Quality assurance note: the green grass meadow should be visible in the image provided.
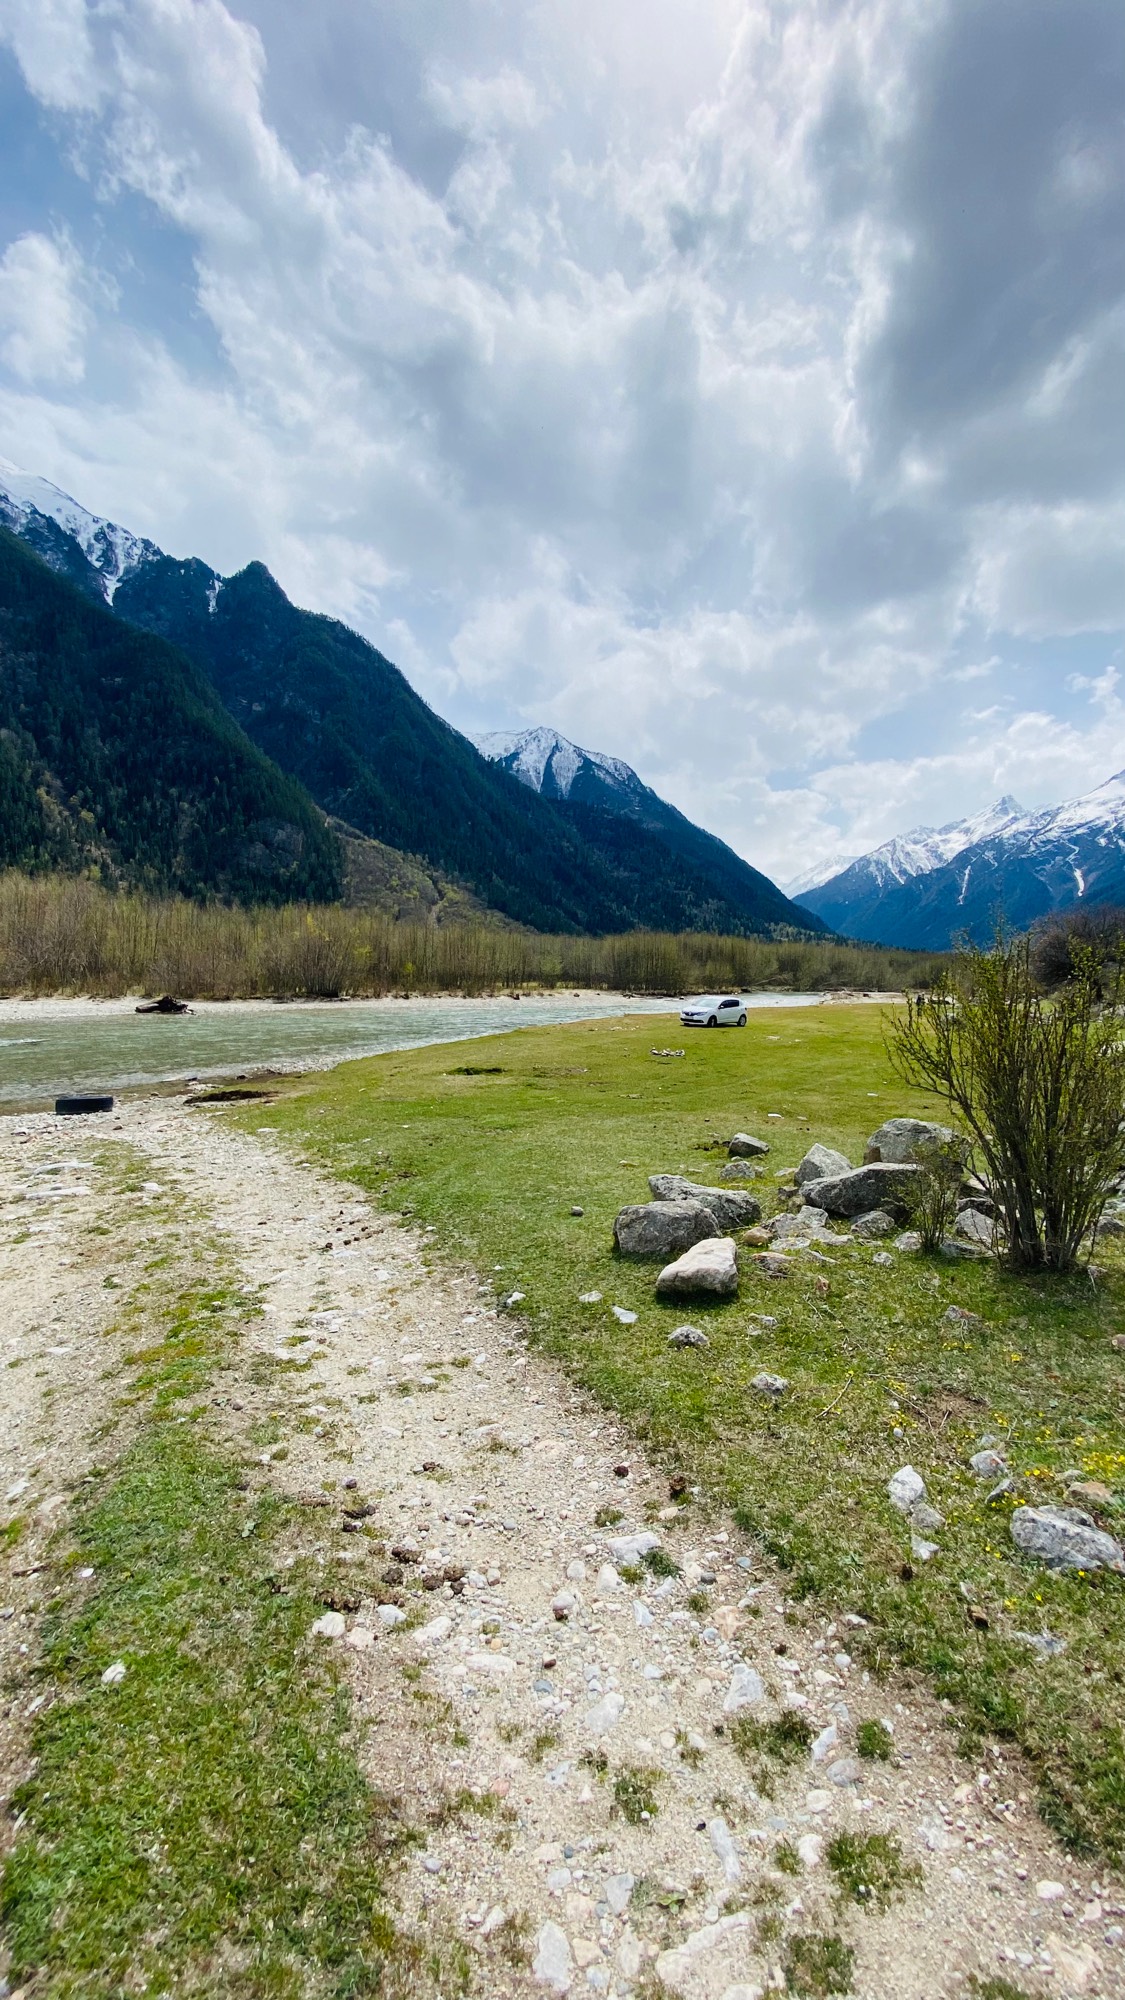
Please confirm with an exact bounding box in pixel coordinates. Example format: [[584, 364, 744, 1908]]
[[249, 1002, 1125, 1862]]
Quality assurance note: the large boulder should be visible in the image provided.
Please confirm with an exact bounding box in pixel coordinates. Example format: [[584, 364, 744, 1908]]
[[802, 1162, 921, 1218], [613, 1199, 718, 1260], [864, 1116, 953, 1164], [1010, 1505, 1125, 1574], [795, 1143, 851, 1188], [656, 1236, 739, 1298], [649, 1175, 761, 1229]]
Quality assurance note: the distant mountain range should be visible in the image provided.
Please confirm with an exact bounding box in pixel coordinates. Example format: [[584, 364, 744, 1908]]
[[795, 782, 1125, 948], [0, 457, 822, 936]]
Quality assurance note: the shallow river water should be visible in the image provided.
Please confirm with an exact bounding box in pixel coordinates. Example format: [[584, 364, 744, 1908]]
[[0, 991, 821, 1108]]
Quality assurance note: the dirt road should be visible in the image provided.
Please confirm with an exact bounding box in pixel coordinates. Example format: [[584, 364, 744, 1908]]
[[0, 1096, 1119, 1998]]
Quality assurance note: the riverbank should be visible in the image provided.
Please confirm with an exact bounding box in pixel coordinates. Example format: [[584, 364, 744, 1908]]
[[0, 1063, 1116, 1999]]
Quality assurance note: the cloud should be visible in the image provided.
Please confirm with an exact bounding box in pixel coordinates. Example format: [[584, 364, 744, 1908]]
[[0, 232, 92, 383], [0, 0, 1120, 888]]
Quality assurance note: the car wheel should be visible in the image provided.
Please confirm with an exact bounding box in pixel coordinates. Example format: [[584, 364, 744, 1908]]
[[737, 1013, 747, 1027], [706, 1015, 717, 1027]]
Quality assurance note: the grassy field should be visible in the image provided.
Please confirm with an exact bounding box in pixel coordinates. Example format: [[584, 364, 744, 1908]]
[[247, 1002, 1125, 1864]]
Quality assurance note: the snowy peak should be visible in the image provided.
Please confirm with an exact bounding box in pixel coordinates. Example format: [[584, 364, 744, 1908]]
[[0, 456, 162, 600], [795, 795, 1026, 899], [475, 726, 642, 804]]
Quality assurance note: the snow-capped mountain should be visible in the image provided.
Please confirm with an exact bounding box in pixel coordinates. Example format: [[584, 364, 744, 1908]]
[[475, 724, 825, 934], [0, 456, 161, 600], [795, 778, 1125, 949], [474, 725, 646, 809]]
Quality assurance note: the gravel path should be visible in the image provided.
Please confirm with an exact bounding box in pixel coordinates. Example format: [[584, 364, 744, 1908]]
[[0, 1096, 1120, 1999]]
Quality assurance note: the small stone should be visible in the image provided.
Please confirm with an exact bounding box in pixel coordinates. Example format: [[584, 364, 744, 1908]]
[[571, 1939, 601, 1970], [729, 1134, 770, 1157], [101, 1659, 127, 1685], [377, 1604, 407, 1629], [722, 1663, 765, 1713], [796, 1834, 823, 1867], [604, 1872, 634, 1915], [826, 1756, 862, 1787], [585, 1691, 626, 1733], [893, 1231, 923, 1253], [888, 1466, 926, 1514], [748, 1314, 777, 1329], [415, 1615, 452, 1648], [970, 1449, 1008, 1478], [911, 1535, 939, 1562], [345, 1625, 375, 1650], [607, 1532, 660, 1563], [610, 1306, 638, 1325], [656, 1237, 739, 1298], [553, 1591, 578, 1620], [422, 1853, 443, 1874], [1037, 1880, 1066, 1901], [1015, 1629, 1067, 1659], [571, 1206, 584, 1216], [668, 1324, 710, 1349], [311, 1612, 346, 1640], [579, 1291, 603, 1304], [595, 1564, 621, 1595], [566, 1559, 587, 1582], [708, 1815, 742, 1882], [753, 1252, 792, 1279], [852, 1209, 896, 1239], [751, 1371, 788, 1397], [811, 1722, 838, 1764]]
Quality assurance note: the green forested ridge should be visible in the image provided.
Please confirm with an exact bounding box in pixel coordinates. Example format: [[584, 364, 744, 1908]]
[[115, 555, 825, 937], [0, 529, 342, 902]]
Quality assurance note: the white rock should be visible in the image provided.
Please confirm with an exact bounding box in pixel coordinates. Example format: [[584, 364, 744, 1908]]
[[634, 1601, 653, 1627], [617, 1931, 643, 1981], [415, 1615, 452, 1648], [480, 1905, 507, 1936], [811, 1722, 838, 1764], [533, 1920, 573, 1991], [464, 1651, 516, 1675], [722, 1663, 765, 1713], [1037, 1880, 1066, 1901], [311, 1611, 346, 1640], [709, 1816, 742, 1882], [608, 1532, 659, 1564], [888, 1465, 926, 1514], [579, 1291, 603, 1303], [377, 1604, 406, 1630], [611, 1306, 637, 1325], [566, 1559, 587, 1581], [101, 1659, 127, 1685], [655, 1914, 751, 1987], [595, 1564, 621, 1595], [585, 1691, 626, 1734], [656, 1236, 739, 1298], [345, 1626, 375, 1651], [1011, 1506, 1125, 1574], [796, 1834, 822, 1868]]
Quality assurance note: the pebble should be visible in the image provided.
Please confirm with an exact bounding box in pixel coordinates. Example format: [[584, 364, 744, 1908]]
[[888, 1465, 926, 1513], [585, 1691, 626, 1733], [751, 1371, 788, 1396], [604, 1872, 634, 1915], [708, 1815, 742, 1882], [1037, 1880, 1066, 1901], [579, 1291, 602, 1303], [610, 1306, 637, 1325], [376, 1604, 406, 1630], [668, 1324, 709, 1348], [101, 1659, 127, 1685], [345, 1625, 375, 1651]]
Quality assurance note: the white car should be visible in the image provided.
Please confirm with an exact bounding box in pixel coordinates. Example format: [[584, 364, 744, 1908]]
[[680, 994, 748, 1028]]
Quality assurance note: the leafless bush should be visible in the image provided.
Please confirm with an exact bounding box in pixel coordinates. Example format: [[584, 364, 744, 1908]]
[[1030, 903, 1125, 992], [901, 1136, 968, 1252]]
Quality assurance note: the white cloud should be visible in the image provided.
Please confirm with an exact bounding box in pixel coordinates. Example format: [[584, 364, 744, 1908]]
[[0, 0, 1120, 892], [0, 233, 92, 384]]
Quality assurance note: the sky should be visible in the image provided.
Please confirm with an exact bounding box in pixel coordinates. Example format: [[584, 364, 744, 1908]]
[[0, 0, 1122, 888]]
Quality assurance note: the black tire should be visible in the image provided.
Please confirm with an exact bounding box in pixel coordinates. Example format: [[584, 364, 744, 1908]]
[[55, 1095, 114, 1116], [706, 1015, 717, 1027], [737, 1013, 747, 1027]]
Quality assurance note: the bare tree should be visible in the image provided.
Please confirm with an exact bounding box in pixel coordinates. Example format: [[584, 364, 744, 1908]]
[[887, 934, 1125, 1273]]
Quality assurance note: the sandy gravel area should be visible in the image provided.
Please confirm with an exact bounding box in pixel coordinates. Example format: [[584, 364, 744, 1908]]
[[0, 1095, 1119, 1999]]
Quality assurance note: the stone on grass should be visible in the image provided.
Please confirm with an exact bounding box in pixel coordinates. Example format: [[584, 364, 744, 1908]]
[[723, 1663, 765, 1712], [376, 1603, 406, 1630], [795, 1143, 851, 1188], [893, 1231, 923, 1253], [719, 1160, 762, 1181], [751, 1252, 792, 1279], [668, 1323, 710, 1348], [803, 1162, 921, 1218], [608, 1532, 660, 1563], [656, 1237, 739, 1298], [1010, 1506, 1125, 1573], [888, 1466, 926, 1514], [614, 1199, 719, 1259], [826, 1757, 862, 1787], [101, 1659, 127, 1685], [311, 1611, 346, 1640], [864, 1116, 954, 1164], [533, 1920, 573, 1992], [871, 1249, 895, 1266], [1015, 1629, 1067, 1658], [751, 1372, 788, 1397], [970, 1449, 1007, 1478], [955, 1207, 994, 1246], [729, 1133, 770, 1157], [769, 1206, 832, 1242], [610, 1305, 637, 1325], [852, 1209, 896, 1239], [649, 1176, 761, 1229]]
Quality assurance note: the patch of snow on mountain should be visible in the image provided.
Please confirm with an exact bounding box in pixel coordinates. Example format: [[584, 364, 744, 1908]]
[[0, 455, 161, 597], [784, 854, 859, 897], [475, 726, 639, 800]]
